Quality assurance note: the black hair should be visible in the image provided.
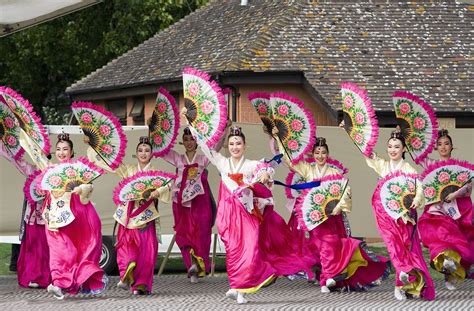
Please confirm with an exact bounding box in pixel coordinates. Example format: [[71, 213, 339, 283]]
[[312, 137, 329, 154], [136, 136, 152, 151], [228, 126, 246, 144]]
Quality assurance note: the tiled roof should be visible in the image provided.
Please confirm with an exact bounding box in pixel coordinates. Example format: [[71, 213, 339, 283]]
[[66, 0, 473, 113]]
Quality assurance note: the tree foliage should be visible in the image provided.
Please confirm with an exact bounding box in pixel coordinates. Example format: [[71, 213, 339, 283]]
[[0, 0, 208, 124]]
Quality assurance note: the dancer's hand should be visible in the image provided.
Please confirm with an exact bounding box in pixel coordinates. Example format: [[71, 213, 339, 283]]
[[339, 120, 345, 128], [409, 200, 420, 209], [331, 206, 342, 216], [149, 189, 160, 199], [180, 107, 188, 119], [83, 135, 90, 144], [72, 186, 83, 195], [444, 193, 455, 203], [271, 126, 279, 136], [259, 172, 270, 184]]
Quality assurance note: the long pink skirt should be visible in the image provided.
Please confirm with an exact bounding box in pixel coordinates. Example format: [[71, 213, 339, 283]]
[[46, 194, 106, 294], [418, 197, 474, 275], [287, 212, 321, 279], [372, 193, 435, 300], [311, 214, 389, 289], [17, 222, 51, 288], [260, 206, 315, 279], [217, 182, 276, 292], [116, 221, 157, 292], [172, 191, 212, 275]]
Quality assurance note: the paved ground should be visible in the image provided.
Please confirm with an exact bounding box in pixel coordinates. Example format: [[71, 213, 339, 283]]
[[0, 275, 472, 310]]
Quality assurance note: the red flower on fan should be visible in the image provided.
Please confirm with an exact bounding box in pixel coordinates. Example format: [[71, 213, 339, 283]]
[[437, 171, 451, 184], [125, 193, 137, 200], [6, 135, 17, 147], [387, 199, 400, 211], [457, 172, 468, 183], [329, 183, 341, 196], [291, 119, 303, 132], [81, 112, 93, 124], [399, 102, 411, 115], [99, 125, 111, 137], [152, 179, 163, 188], [22, 112, 31, 124], [257, 103, 267, 114], [344, 95, 353, 109], [196, 121, 209, 135], [187, 82, 200, 97], [423, 186, 436, 199], [4, 117, 15, 129], [309, 210, 323, 222], [6, 99, 15, 109], [133, 182, 146, 191], [277, 104, 289, 116], [201, 100, 214, 115], [355, 112, 365, 125], [83, 171, 94, 180], [65, 168, 77, 177], [101, 144, 114, 155], [287, 139, 299, 151], [153, 135, 163, 145], [389, 184, 402, 195], [413, 117, 426, 130], [31, 131, 39, 140], [48, 175, 62, 187], [161, 119, 171, 131], [353, 132, 364, 145], [312, 193, 325, 205], [410, 137, 423, 150], [157, 102, 167, 114]]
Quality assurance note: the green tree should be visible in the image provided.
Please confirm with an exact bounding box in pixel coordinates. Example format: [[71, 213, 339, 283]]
[[0, 0, 208, 124]]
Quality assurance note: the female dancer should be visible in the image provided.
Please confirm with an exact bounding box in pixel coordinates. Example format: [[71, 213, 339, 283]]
[[190, 122, 277, 304], [88, 136, 171, 295], [20, 133, 107, 299], [363, 130, 435, 300], [418, 129, 473, 290], [161, 126, 224, 283], [272, 129, 389, 293], [0, 143, 50, 289]]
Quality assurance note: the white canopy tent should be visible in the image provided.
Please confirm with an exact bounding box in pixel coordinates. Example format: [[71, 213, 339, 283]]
[[0, 0, 101, 37]]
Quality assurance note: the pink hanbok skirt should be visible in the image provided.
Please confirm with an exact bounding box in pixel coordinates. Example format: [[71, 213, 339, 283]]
[[216, 182, 276, 293], [45, 194, 106, 295], [116, 221, 157, 292], [17, 222, 51, 288]]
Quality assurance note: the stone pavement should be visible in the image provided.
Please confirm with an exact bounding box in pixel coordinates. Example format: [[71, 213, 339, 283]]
[[0, 275, 472, 310]]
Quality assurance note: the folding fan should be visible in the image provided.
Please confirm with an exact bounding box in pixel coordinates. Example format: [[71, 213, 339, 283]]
[[340, 82, 379, 157], [393, 91, 438, 164], [421, 159, 473, 205], [182, 67, 227, 148], [149, 87, 179, 157], [113, 170, 177, 205], [72, 101, 127, 170]]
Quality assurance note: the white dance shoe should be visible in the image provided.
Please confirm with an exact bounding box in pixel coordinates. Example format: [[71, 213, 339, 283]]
[[394, 287, 407, 300], [47, 284, 64, 300]]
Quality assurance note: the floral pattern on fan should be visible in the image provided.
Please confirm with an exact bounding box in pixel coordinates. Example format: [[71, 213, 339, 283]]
[[39, 157, 104, 192], [23, 169, 46, 206], [296, 174, 347, 231], [113, 170, 177, 205], [340, 82, 378, 157], [182, 67, 227, 148], [0, 98, 23, 160], [0, 86, 50, 155], [421, 159, 473, 205], [72, 102, 127, 170], [248, 92, 274, 134], [270, 92, 316, 164], [392, 91, 438, 164], [374, 171, 417, 223], [150, 87, 179, 157]]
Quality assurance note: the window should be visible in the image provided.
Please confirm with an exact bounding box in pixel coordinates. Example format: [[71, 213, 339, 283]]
[[106, 99, 127, 125]]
